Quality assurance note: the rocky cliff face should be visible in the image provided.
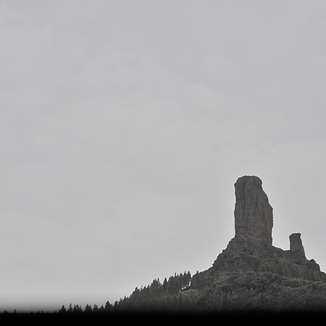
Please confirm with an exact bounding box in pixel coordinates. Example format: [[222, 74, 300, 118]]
[[234, 176, 273, 244], [210, 176, 320, 279], [290, 233, 306, 258], [199, 175, 326, 311]]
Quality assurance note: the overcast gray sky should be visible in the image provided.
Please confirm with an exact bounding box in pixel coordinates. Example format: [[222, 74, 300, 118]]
[[1, 0, 326, 311]]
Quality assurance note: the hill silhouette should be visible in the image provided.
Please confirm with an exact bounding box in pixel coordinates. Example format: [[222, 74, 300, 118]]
[[108, 176, 326, 314], [6, 176, 326, 316]]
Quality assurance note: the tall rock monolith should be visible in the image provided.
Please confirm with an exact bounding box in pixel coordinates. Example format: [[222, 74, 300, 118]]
[[194, 176, 326, 311], [211, 175, 321, 281], [234, 176, 273, 244]]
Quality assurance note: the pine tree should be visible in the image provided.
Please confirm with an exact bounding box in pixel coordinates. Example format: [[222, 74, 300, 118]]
[[150, 278, 161, 296], [58, 305, 66, 314], [174, 275, 181, 293], [73, 305, 83, 313], [191, 271, 202, 289], [104, 301, 112, 311], [162, 277, 168, 294], [183, 271, 191, 289], [84, 304, 93, 314], [130, 287, 141, 300], [167, 276, 176, 294], [67, 304, 73, 313]]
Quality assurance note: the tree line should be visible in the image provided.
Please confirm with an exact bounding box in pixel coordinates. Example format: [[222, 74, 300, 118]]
[[54, 270, 213, 314], [6, 259, 326, 314]]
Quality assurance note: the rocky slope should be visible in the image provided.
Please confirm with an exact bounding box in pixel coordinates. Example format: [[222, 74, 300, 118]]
[[197, 272, 326, 312], [197, 176, 326, 311], [88, 175, 326, 315]]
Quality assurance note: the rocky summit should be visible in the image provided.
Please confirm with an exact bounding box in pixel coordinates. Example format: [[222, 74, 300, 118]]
[[199, 175, 326, 312], [72, 175, 326, 315], [211, 176, 320, 277]]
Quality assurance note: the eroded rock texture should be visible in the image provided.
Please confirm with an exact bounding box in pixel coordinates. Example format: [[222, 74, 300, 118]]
[[210, 175, 321, 282], [289, 233, 306, 258], [196, 176, 326, 312], [234, 176, 273, 244]]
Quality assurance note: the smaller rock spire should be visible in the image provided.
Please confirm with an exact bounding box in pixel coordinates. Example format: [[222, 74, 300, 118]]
[[289, 233, 306, 259]]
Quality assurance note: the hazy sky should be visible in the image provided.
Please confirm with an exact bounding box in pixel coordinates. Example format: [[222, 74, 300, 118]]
[[1, 0, 326, 311]]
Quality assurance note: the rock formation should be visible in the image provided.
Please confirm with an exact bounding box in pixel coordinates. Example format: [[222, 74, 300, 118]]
[[234, 176, 273, 244], [117, 175, 326, 314], [207, 175, 323, 288], [289, 233, 306, 258], [197, 272, 326, 312], [194, 175, 326, 312]]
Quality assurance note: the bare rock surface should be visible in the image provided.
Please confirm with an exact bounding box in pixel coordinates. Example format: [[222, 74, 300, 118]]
[[210, 176, 319, 280], [199, 176, 326, 311], [290, 233, 306, 258], [234, 176, 273, 244]]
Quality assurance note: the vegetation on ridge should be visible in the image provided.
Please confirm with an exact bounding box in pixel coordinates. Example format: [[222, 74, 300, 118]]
[[257, 259, 326, 282], [53, 261, 326, 314], [55, 270, 213, 314], [4, 260, 326, 314]]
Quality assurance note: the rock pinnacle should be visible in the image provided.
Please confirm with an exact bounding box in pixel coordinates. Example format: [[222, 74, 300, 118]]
[[234, 175, 273, 244]]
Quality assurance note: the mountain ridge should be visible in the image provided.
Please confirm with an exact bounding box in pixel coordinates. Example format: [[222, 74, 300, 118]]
[[206, 176, 323, 282], [18, 175, 326, 315], [107, 175, 326, 314]]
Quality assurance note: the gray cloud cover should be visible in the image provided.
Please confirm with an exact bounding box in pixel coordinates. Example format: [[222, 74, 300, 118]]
[[1, 0, 326, 310]]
